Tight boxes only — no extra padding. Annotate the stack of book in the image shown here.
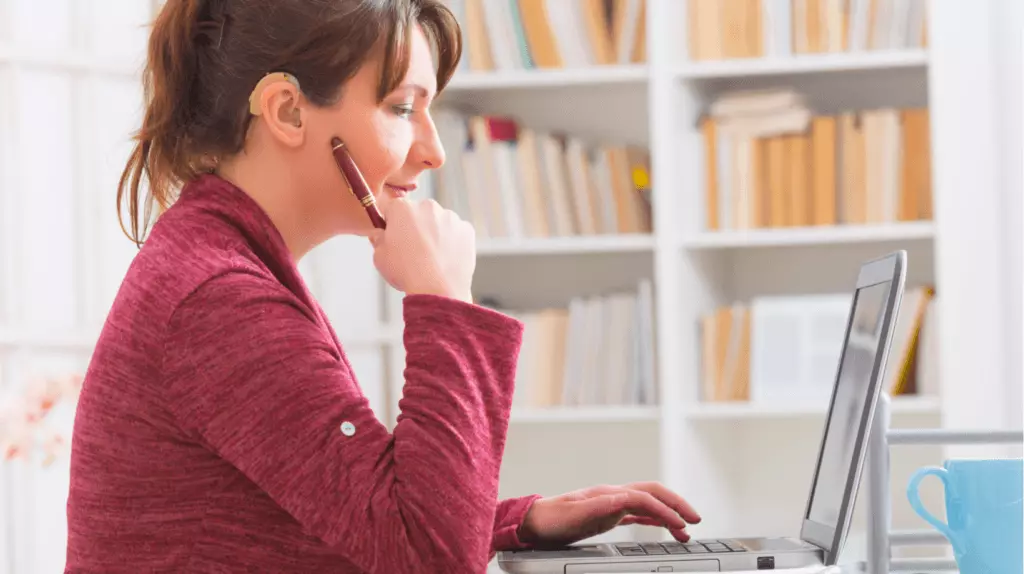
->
[433,110,652,239]
[498,280,657,409]
[688,0,929,61]
[700,286,936,404]
[445,0,647,72]
[701,89,932,232]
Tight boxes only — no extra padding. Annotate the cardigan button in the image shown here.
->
[340,421,356,436]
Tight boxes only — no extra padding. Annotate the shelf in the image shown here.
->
[684,396,941,420]
[0,46,142,77]
[510,405,659,423]
[676,50,929,80]
[446,65,648,91]
[477,234,655,256]
[681,222,935,249]
[335,327,403,347]
[0,329,99,351]
[436,66,649,145]
[677,50,929,113]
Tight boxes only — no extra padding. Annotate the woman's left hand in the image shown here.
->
[517,482,702,548]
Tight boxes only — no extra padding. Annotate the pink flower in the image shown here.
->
[0,372,83,467]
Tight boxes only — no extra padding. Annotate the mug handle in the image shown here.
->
[907,467,962,554]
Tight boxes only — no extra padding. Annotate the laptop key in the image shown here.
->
[661,543,690,555]
[641,544,668,555]
[724,542,747,552]
[684,544,709,553]
[616,546,647,556]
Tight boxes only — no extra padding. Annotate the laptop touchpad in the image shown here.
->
[513,545,615,560]
[566,560,721,572]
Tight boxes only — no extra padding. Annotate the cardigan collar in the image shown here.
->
[177,173,314,310]
[174,173,356,369]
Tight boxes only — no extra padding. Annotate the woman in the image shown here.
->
[64,1,700,572]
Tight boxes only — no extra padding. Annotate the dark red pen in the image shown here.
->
[331,137,386,229]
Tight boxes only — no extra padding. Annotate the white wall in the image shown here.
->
[0,1,155,571]
[967,0,1023,439]
[927,0,1021,466]
[993,0,1024,432]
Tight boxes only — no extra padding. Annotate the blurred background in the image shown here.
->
[0,1,1022,572]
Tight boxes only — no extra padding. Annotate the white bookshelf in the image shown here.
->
[446,64,648,90]
[510,406,659,424]
[676,49,928,79]
[681,221,935,249]
[477,234,655,256]
[440,0,1018,563]
[683,396,942,421]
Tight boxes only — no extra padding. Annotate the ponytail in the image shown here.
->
[117,0,211,247]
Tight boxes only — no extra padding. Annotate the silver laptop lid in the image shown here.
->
[799,251,906,566]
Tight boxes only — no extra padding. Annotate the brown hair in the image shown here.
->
[117,0,462,247]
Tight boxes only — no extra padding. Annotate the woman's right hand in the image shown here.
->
[368,198,476,304]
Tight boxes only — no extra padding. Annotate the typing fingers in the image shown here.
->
[618,515,691,541]
[626,481,702,524]
[609,490,688,531]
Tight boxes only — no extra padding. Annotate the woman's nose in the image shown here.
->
[414,117,446,169]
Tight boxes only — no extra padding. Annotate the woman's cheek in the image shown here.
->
[353,112,414,200]
[377,117,414,172]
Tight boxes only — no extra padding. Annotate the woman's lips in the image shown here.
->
[384,183,416,198]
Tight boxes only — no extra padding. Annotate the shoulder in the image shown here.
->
[120,203,272,319]
[90,206,277,367]
[168,267,312,332]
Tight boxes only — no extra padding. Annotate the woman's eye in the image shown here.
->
[392,104,414,119]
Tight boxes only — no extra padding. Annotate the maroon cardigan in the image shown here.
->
[65,174,539,573]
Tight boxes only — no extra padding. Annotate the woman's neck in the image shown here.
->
[215,151,324,262]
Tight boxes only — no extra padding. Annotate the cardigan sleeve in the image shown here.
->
[492,495,543,553]
[161,272,523,574]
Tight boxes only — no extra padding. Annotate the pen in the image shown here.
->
[331,137,386,229]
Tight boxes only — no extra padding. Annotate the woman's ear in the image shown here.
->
[255,80,305,148]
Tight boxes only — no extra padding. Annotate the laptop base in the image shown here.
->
[498,537,824,573]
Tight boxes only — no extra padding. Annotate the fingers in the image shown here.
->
[578,482,701,525]
[373,187,397,218]
[618,516,691,542]
[367,229,385,248]
[625,481,702,524]
[603,490,688,531]
[670,527,691,542]
[618,515,669,527]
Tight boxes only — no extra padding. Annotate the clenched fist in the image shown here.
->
[368,197,476,304]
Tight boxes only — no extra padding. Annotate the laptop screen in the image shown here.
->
[806,280,892,528]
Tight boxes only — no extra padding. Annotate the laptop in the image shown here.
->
[497,251,907,573]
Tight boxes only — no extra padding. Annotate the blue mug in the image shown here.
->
[907,458,1023,574]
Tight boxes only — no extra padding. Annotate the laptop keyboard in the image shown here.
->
[615,540,746,556]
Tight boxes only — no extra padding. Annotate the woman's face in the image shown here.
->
[298,24,446,237]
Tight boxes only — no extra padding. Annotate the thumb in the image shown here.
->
[372,188,396,218]
[368,229,385,248]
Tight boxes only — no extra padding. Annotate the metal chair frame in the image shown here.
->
[864,394,1023,573]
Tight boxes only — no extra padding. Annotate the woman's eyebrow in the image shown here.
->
[395,83,433,98]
